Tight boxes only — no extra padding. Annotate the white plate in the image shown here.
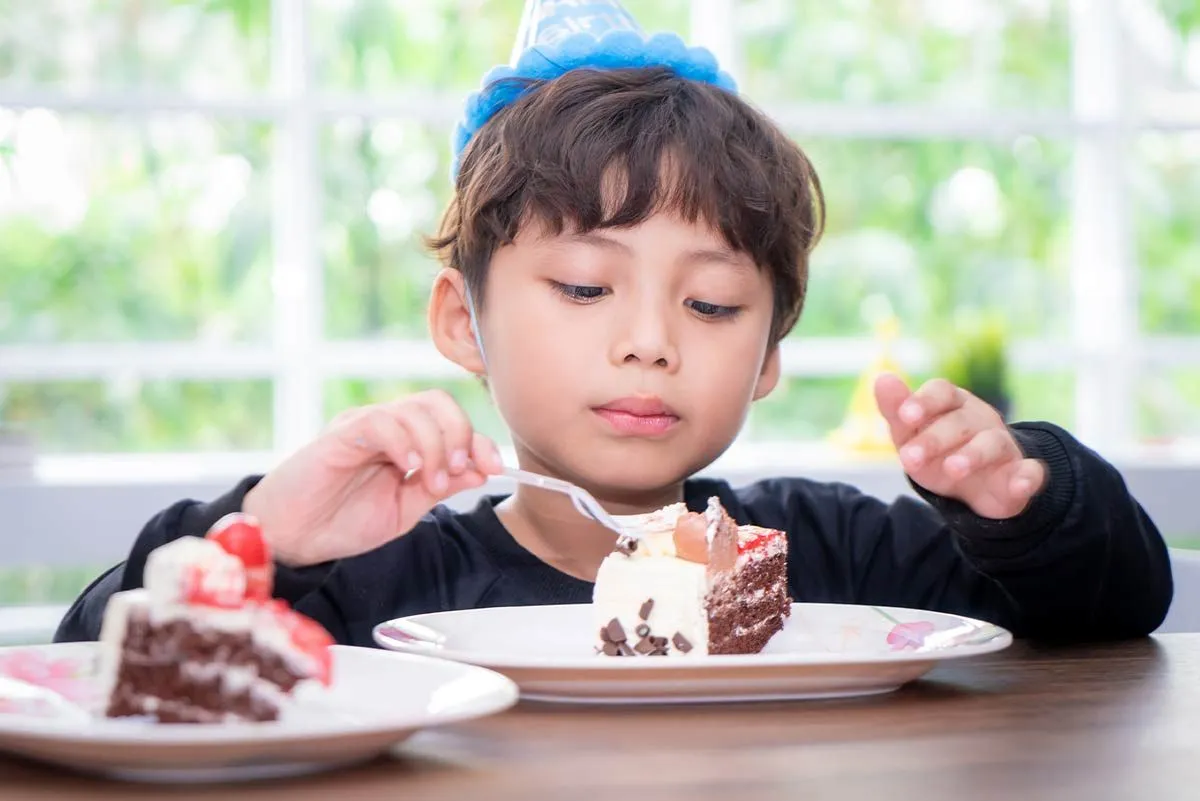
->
[0,642,518,782]
[373,602,1011,704]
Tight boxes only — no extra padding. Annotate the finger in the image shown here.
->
[1005,458,1046,500]
[900,378,966,429]
[897,409,976,472]
[408,389,475,476]
[336,406,418,473]
[942,428,1020,480]
[392,400,450,495]
[468,430,505,475]
[874,372,918,444]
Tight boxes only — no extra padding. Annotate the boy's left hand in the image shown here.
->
[874,373,1046,520]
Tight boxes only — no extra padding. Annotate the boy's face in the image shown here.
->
[432,212,780,499]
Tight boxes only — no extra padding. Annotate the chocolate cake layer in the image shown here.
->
[105,609,305,722]
[704,551,790,655]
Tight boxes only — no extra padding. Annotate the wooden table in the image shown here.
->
[3,634,1198,801]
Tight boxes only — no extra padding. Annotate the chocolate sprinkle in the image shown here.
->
[604,618,626,643]
[615,536,638,555]
[650,636,669,648]
[672,633,693,653]
[634,637,657,655]
[639,599,655,620]
[635,623,650,637]
[602,641,620,656]
[616,642,636,657]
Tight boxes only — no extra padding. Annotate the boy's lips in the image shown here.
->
[593,397,680,437]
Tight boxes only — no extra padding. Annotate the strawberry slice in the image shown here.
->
[207,513,274,600]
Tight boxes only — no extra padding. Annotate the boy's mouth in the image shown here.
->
[592,397,680,437]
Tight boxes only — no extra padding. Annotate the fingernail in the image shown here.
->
[406,452,423,471]
[449,449,468,473]
[432,470,449,494]
[946,454,969,474]
[900,403,922,423]
[902,445,924,465]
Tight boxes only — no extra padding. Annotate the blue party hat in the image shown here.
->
[510,0,643,64]
[450,0,737,180]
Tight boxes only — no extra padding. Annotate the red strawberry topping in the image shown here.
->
[737,527,782,554]
[270,606,335,686]
[181,563,244,609]
[207,513,274,600]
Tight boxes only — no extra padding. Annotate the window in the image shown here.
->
[2,0,1199,611]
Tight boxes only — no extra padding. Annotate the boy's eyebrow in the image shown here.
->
[677,247,755,272]
[565,231,633,254]
[563,233,753,271]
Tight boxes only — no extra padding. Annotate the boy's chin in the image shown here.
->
[551,448,722,501]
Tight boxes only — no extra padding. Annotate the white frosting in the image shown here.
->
[593,553,710,656]
[611,503,686,558]
[144,537,246,607]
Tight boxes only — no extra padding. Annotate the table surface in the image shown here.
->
[3,634,1198,801]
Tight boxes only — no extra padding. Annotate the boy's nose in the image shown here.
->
[612,311,680,372]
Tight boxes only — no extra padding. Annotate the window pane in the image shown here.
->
[738,0,1070,108]
[743,369,1073,443]
[1010,370,1074,428]
[794,137,1071,340]
[325,377,510,446]
[322,118,449,338]
[312,0,690,91]
[743,376,857,441]
[0,380,272,452]
[0,0,270,93]
[1129,2,1200,117]
[1138,367,1200,442]
[0,111,274,343]
[1134,133,1200,335]
[0,566,104,607]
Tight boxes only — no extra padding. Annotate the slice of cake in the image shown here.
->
[97,514,334,723]
[592,497,790,656]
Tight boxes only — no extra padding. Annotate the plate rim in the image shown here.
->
[0,643,519,744]
[372,602,1014,670]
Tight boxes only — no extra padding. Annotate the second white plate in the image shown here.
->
[373,602,1011,704]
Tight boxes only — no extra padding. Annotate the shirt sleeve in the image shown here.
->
[53,476,343,643]
[753,421,1173,641]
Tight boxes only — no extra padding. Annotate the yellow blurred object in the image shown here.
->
[828,313,907,458]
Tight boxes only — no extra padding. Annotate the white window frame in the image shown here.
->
[0,0,1197,470]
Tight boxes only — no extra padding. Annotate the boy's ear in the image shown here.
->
[428,268,486,375]
[752,345,782,401]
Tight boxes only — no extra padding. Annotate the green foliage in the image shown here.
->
[935,311,1011,406]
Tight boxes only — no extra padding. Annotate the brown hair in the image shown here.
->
[428,67,825,343]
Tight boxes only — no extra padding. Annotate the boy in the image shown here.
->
[56,0,1171,646]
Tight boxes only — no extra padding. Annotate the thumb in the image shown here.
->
[874,372,917,444]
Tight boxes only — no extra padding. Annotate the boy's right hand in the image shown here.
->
[242,390,504,567]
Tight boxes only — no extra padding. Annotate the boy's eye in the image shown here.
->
[687,299,742,319]
[552,282,608,302]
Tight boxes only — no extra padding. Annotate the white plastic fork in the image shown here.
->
[501,467,630,538]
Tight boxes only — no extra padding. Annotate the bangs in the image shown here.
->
[431,67,824,342]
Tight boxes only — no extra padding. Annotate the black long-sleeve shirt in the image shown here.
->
[55,422,1173,645]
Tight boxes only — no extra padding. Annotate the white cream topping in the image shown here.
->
[144,537,246,607]
[611,503,687,558]
[592,553,710,656]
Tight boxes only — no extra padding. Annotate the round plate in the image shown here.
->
[0,642,518,782]
[373,603,1012,704]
